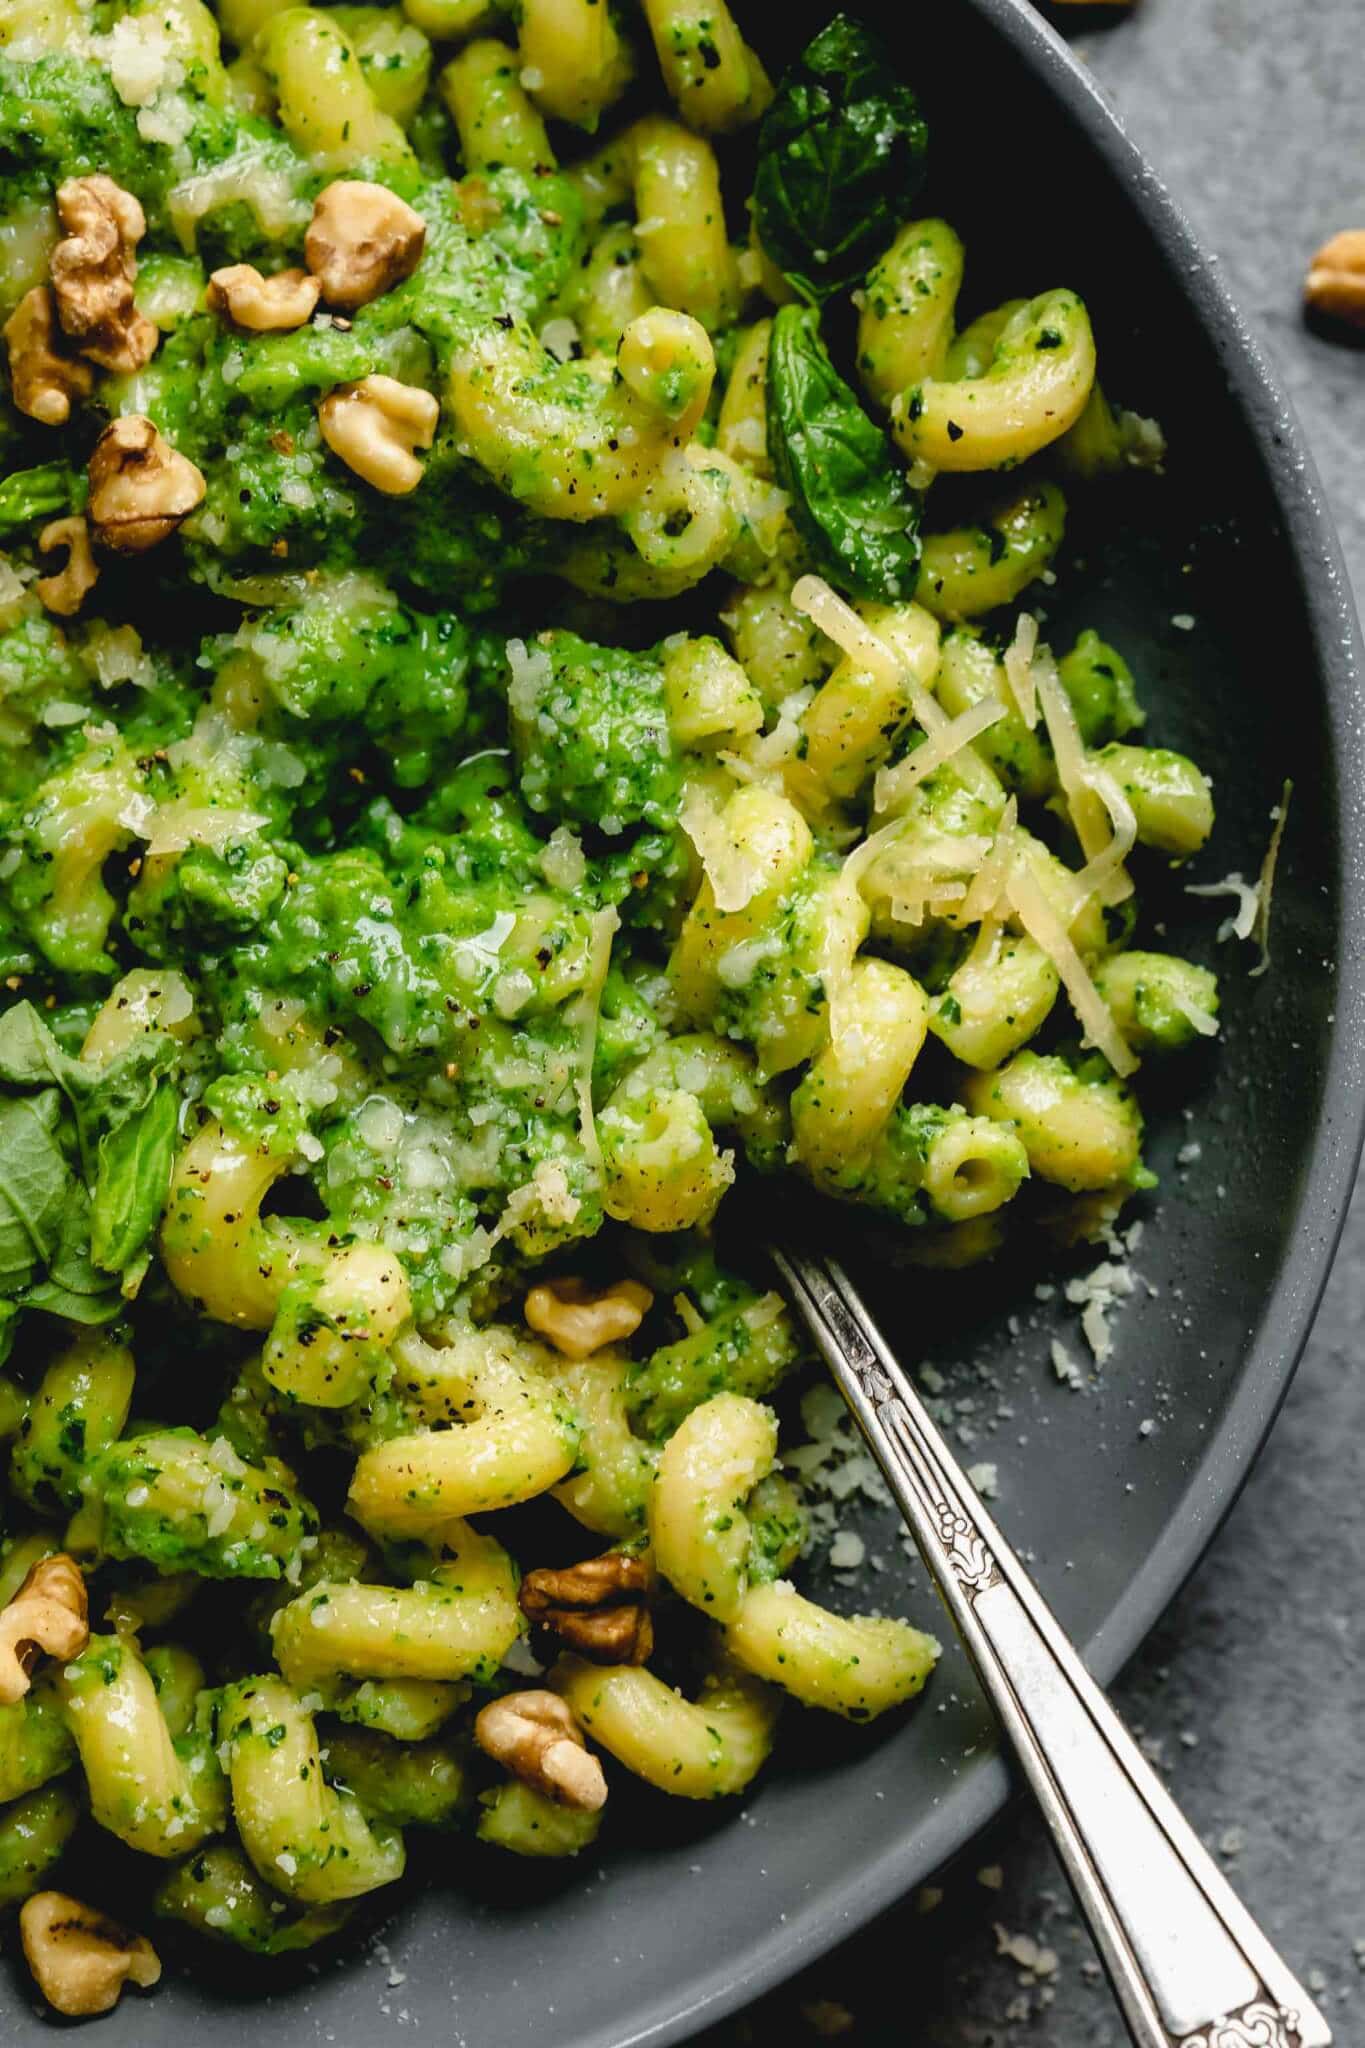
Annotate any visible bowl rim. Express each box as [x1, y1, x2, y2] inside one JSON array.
[[623, 4, 1365, 2041]]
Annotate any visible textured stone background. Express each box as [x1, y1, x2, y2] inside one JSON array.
[[715, 4, 1365, 2042]]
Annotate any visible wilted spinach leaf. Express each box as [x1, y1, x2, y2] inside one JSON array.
[[753, 15, 929, 305], [767, 303, 921, 603]]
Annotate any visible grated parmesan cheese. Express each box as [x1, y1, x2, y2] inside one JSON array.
[[1006, 862, 1137, 1077], [872, 697, 1006, 815], [791, 574, 998, 798], [1002, 611, 1040, 729]]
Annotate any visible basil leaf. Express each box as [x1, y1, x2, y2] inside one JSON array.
[[0, 462, 82, 539], [753, 15, 929, 305], [0, 1091, 74, 1295], [0, 1001, 71, 1089], [767, 303, 921, 604], [22, 1278, 125, 1325], [91, 1087, 179, 1274]]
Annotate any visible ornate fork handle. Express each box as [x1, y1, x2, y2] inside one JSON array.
[[771, 1247, 1331, 2048]]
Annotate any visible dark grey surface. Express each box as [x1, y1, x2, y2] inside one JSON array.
[[719, 4, 1365, 2042]]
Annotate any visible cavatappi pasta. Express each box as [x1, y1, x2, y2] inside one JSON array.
[[0, 0, 1218, 2007]]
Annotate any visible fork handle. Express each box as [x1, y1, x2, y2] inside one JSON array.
[[773, 1249, 1331, 2048]]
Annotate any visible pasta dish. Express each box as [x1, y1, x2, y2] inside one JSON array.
[[0, 0, 1218, 2012]]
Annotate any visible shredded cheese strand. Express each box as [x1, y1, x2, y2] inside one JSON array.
[[1033, 646, 1111, 863], [1185, 876, 1258, 941], [873, 698, 1007, 815], [959, 797, 1019, 925], [1002, 612, 1040, 730], [790, 574, 1000, 800], [1006, 863, 1138, 1077], [1070, 763, 1137, 909], [1033, 646, 1133, 907]]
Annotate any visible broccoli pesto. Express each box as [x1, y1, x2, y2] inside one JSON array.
[[0, 0, 1221, 1996]]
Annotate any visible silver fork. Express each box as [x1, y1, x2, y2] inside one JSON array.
[[770, 1244, 1331, 2048]]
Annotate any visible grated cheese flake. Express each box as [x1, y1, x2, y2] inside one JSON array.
[[1007, 863, 1138, 1077], [873, 697, 1006, 815], [1002, 611, 1040, 729], [791, 574, 998, 798], [1185, 874, 1258, 942]]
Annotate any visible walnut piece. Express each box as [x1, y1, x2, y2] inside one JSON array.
[[0, 1553, 89, 1706], [20, 1893, 161, 2018], [206, 263, 321, 333], [521, 1548, 654, 1665], [50, 175, 158, 374], [305, 181, 426, 311], [87, 415, 206, 554], [474, 1689, 607, 1812], [1305, 229, 1365, 328], [36, 515, 99, 616], [2, 286, 94, 426], [524, 1277, 654, 1360], [318, 374, 438, 494]]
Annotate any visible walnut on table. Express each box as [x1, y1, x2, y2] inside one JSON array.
[[1304, 229, 1365, 329]]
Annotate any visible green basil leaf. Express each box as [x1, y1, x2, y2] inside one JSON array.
[[21, 1279, 125, 1325], [767, 303, 921, 604], [0, 1001, 70, 1089], [753, 15, 929, 305], [0, 462, 82, 539], [0, 1091, 72, 1296], [92, 1087, 180, 1275]]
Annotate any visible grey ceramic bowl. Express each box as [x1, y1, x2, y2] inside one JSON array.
[[8, 1, 1364, 2041]]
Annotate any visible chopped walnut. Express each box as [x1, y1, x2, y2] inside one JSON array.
[[1305, 229, 1365, 328], [305, 181, 426, 311], [318, 374, 438, 494], [20, 1893, 161, 2018], [87, 415, 206, 554], [2, 286, 94, 426], [0, 1553, 89, 1705], [474, 1689, 607, 1812], [521, 1548, 654, 1665], [206, 262, 321, 332], [524, 1277, 654, 1360], [36, 514, 99, 616], [50, 175, 158, 374]]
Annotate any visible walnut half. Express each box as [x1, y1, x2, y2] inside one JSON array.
[[305, 181, 426, 312], [521, 1548, 654, 1665], [87, 415, 206, 554], [2, 287, 93, 426], [50, 175, 158, 374], [524, 1276, 654, 1359], [36, 514, 99, 617], [206, 263, 321, 333], [1305, 229, 1365, 328], [0, 1553, 89, 1706], [474, 1689, 608, 1812], [20, 1893, 161, 2018], [318, 374, 438, 494]]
